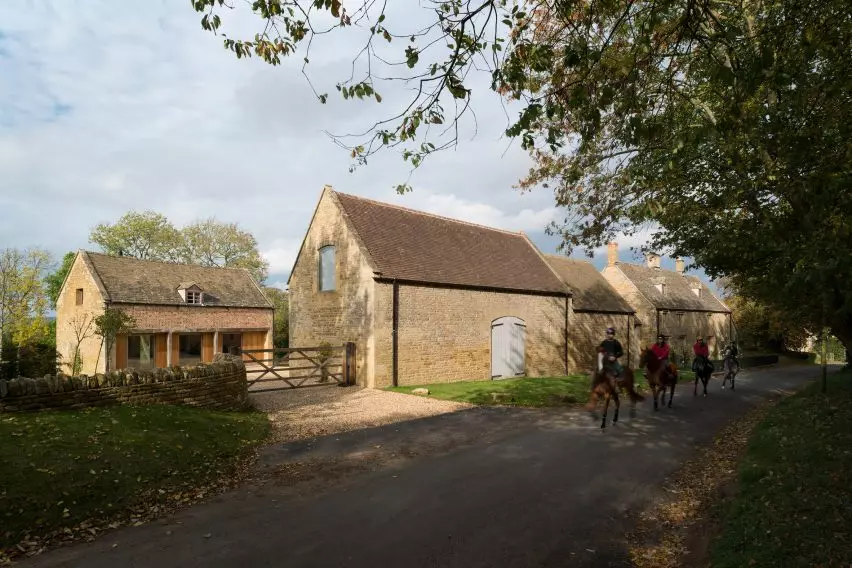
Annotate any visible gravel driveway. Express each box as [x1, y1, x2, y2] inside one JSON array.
[[250, 385, 470, 444]]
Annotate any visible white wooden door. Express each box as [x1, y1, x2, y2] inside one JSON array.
[[491, 316, 526, 379]]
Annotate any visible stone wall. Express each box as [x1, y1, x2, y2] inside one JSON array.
[[569, 312, 636, 373], [55, 252, 107, 376], [374, 283, 568, 387], [0, 354, 248, 413], [289, 189, 376, 386]]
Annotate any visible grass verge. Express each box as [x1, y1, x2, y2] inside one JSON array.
[[388, 375, 591, 407], [708, 370, 852, 567], [0, 405, 269, 557]]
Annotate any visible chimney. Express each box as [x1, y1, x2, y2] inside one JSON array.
[[607, 242, 618, 266], [675, 258, 685, 274], [645, 252, 661, 270]]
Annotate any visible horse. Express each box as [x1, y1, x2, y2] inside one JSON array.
[[587, 348, 644, 429], [639, 346, 678, 410], [692, 356, 714, 397], [721, 350, 739, 390]]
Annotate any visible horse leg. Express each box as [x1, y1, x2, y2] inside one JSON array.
[[601, 392, 610, 429], [668, 382, 675, 408], [693, 375, 698, 397], [703, 373, 708, 396], [612, 391, 620, 424], [652, 385, 659, 411]]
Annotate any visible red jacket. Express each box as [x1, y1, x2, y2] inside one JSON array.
[[651, 343, 670, 360], [693, 342, 709, 357]]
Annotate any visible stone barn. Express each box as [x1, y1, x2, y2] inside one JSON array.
[[288, 187, 575, 388], [601, 244, 733, 365], [544, 255, 637, 371]]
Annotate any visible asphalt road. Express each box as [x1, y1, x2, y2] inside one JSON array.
[[21, 365, 827, 568]]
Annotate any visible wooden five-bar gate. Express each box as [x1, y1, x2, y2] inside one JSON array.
[[234, 343, 355, 392]]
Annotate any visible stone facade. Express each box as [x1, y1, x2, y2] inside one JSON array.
[[55, 253, 107, 377], [288, 190, 377, 386], [0, 355, 248, 413], [602, 264, 731, 367], [371, 283, 568, 387], [55, 253, 274, 376], [568, 312, 637, 372]]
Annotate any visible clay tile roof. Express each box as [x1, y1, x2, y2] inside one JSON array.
[[544, 255, 634, 313], [333, 192, 569, 294], [616, 263, 730, 312], [84, 252, 272, 309]]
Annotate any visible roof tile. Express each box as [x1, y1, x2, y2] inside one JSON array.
[[85, 252, 272, 308], [333, 192, 568, 294], [544, 255, 634, 313]]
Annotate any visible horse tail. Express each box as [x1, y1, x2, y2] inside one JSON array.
[[626, 384, 645, 403]]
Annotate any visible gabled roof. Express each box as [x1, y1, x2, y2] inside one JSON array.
[[332, 191, 569, 295], [544, 255, 634, 313], [83, 252, 272, 309], [615, 263, 730, 313]]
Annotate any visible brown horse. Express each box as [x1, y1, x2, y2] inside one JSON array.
[[639, 346, 678, 411], [587, 348, 645, 429]]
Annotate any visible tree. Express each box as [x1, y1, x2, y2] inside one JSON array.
[[44, 251, 76, 309], [90, 211, 182, 261], [192, 0, 852, 351], [89, 212, 269, 283], [0, 248, 51, 355], [263, 286, 289, 348], [66, 314, 96, 376], [182, 219, 270, 283], [93, 308, 136, 374], [725, 295, 809, 353]]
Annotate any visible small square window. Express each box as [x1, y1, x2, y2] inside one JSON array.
[[186, 290, 202, 304], [75, 288, 83, 305]]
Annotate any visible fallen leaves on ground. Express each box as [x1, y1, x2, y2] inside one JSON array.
[[626, 398, 779, 568]]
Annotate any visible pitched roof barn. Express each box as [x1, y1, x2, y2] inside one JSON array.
[[544, 255, 634, 314], [81, 251, 272, 308], [331, 191, 569, 295], [615, 262, 729, 313]]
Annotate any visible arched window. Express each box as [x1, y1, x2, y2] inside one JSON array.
[[318, 245, 336, 291]]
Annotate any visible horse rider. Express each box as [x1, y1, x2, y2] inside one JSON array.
[[599, 327, 624, 384], [692, 336, 712, 373], [722, 340, 740, 370], [651, 334, 674, 381]]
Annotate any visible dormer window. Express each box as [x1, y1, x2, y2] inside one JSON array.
[[178, 282, 204, 305], [655, 283, 666, 295], [692, 287, 701, 298]]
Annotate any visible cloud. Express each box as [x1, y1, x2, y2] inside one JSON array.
[[0, 0, 717, 290]]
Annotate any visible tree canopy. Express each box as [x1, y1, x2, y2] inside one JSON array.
[[44, 251, 77, 309], [192, 0, 852, 348], [0, 248, 51, 352], [90, 211, 270, 283]]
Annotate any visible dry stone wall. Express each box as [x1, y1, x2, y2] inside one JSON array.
[[0, 354, 248, 413]]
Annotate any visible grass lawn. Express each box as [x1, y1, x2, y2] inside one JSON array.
[[388, 375, 592, 407], [709, 370, 852, 567], [0, 405, 269, 550]]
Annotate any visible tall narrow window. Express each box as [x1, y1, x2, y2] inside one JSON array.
[[319, 245, 336, 291], [76, 288, 84, 305]]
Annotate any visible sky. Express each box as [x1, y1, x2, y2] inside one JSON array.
[[0, 0, 706, 291]]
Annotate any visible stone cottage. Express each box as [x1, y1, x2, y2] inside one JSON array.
[[55, 251, 274, 375], [601, 243, 732, 365], [544, 255, 637, 371], [288, 187, 576, 388]]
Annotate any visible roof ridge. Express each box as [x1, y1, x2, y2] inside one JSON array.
[[333, 190, 527, 238], [84, 251, 252, 273]]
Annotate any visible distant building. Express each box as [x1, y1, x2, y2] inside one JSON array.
[[602, 244, 732, 365], [55, 251, 273, 375]]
